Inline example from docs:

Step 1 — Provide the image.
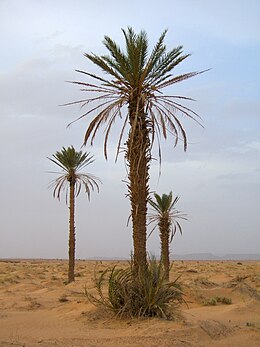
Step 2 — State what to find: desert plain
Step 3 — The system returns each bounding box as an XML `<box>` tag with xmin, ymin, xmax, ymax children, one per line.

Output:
<box><xmin>0</xmin><ymin>259</ymin><xmax>259</xmax><ymax>347</ymax></box>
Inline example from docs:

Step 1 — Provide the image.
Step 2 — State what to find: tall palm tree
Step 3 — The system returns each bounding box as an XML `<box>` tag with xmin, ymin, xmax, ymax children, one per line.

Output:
<box><xmin>148</xmin><ymin>192</ymin><xmax>187</xmax><ymax>280</ymax></box>
<box><xmin>48</xmin><ymin>146</ymin><xmax>100</xmax><ymax>283</ymax></box>
<box><xmin>66</xmin><ymin>27</ymin><xmax>205</xmax><ymax>271</ymax></box>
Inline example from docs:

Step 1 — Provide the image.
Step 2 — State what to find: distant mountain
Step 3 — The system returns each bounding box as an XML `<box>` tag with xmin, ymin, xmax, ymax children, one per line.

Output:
<box><xmin>86</xmin><ymin>256</ymin><xmax>129</xmax><ymax>261</ymax></box>
<box><xmin>171</xmin><ymin>253</ymin><xmax>220</xmax><ymax>260</ymax></box>
<box><xmin>221</xmin><ymin>254</ymin><xmax>260</xmax><ymax>260</ymax></box>
<box><xmin>86</xmin><ymin>253</ymin><xmax>260</xmax><ymax>261</ymax></box>
<box><xmin>171</xmin><ymin>253</ymin><xmax>260</xmax><ymax>260</ymax></box>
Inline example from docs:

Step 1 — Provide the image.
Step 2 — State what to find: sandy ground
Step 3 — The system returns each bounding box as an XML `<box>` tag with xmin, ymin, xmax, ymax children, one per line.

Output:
<box><xmin>0</xmin><ymin>259</ymin><xmax>259</xmax><ymax>347</ymax></box>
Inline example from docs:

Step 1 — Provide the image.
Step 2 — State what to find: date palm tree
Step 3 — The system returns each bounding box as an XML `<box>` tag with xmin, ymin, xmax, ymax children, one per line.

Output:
<box><xmin>48</xmin><ymin>146</ymin><xmax>100</xmax><ymax>283</ymax></box>
<box><xmin>66</xmin><ymin>27</ymin><xmax>205</xmax><ymax>271</ymax></box>
<box><xmin>148</xmin><ymin>192</ymin><xmax>187</xmax><ymax>280</ymax></box>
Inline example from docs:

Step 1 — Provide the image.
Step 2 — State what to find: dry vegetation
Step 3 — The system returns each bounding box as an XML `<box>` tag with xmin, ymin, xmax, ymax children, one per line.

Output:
<box><xmin>0</xmin><ymin>260</ymin><xmax>259</xmax><ymax>346</ymax></box>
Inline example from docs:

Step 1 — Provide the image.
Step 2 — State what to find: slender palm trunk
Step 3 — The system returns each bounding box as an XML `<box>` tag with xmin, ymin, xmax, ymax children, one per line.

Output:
<box><xmin>159</xmin><ymin>219</ymin><xmax>171</xmax><ymax>281</ymax></box>
<box><xmin>127</xmin><ymin>101</ymin><xmax>150</xmax><ymax>271</ymax></box>
<box><xmin>68</xmin><ymin>180</ymin><xmax>76</xmax><ymax>283</ymax></box>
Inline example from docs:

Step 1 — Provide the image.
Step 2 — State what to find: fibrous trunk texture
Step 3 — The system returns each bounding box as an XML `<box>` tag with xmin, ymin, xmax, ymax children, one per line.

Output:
<box><xmin>127</xmin><ymin>100</ymin><xmax>150</xmax><ymax>272</ymax></box>
<box><xmin>159</xmin><ymin>218</ymin><xmax>171</xmax><ymax>281</ymax></box>
<box><xmin>68</xmin><ymin>180</ymin><xmax>76</xmax><ymax>283</ymax></box>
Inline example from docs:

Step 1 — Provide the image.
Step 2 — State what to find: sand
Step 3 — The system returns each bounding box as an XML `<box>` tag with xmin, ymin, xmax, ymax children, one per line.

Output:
<box><xmin>0</xmin><ymin>259</ymin><xmax>259</xmax><ymax>347</ymax></box>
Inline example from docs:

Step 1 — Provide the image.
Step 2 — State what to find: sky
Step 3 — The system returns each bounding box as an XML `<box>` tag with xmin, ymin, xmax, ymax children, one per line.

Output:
<box><xmin>0</xmin><ymin>0</ymin><xmax>259</xmax><ymax>259</ymax></box>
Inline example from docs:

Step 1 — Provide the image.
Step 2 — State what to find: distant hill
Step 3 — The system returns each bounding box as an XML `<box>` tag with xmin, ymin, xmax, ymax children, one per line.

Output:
<box><xmin>87</xmin><ymin>253</ymin><xmax>260</xmax><ymax>261</ymax></box>
<box><xmin>171</xmin><ymin>253</ymin><xmax>260</xmax><ymax>260</ymax></box>
<box><xmin>171</xmin><ymin>253</ymin><xmax>220</xmax><ymax>260</ymax></box>
<box><xmin>87</xmin><ymin>256</ymin><xmax>129</xmax><ymax>261</ymax></box>
<box><xmin>220</xmin><ymin>254</ymin><xmax>260</xmax><ymax>260</ymax></box>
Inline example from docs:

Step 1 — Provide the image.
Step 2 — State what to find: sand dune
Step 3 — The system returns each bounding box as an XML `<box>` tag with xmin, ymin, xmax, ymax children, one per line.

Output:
<box><xmin>0</xmin><ymin>260</ymin><xmax>259</xmax><ymax>346</ymax></box>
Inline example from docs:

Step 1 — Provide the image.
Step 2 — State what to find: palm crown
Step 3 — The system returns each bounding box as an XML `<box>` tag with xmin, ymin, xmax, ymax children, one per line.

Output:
<box><xmin>66</xmin><ymin>27</ymin><xmax>205</xmax><ymax>160</ymax></box>
<box><xmin>48</xmin><ymin>146</ymin><xmax>100</xmax><ymax>201</ymax></box>
<box><xmin>148</xmin><ymin>192</ymin><xmax>187</xmax><ymax>241</ymax></box>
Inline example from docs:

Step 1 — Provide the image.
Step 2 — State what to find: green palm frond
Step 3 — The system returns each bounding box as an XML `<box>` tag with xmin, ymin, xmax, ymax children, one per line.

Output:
<box><xmin>66</xmin><ymin>27</ymin><xmax>206</xmax><ymax>157</ymax></box>
<box><xmin>48</xmin><ymin>146</ymin><xmax>101</xmax><ymax>203</ymax></box>
<box><xmin>148</xmin><ymin>192</ymin><xmax>187</xmax><ymax>241</ymax></box>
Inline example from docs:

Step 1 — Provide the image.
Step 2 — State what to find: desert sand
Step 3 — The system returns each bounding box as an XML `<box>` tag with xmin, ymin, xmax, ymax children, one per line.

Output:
<box><xmin>0</xmin><ymin>259</ymin><xmax>259</xmax><ymax>347</ymax></box>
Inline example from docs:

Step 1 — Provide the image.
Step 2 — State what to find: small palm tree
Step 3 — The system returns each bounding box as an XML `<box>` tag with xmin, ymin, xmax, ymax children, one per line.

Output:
<box><xmin>48</xmin><ymin>146</ymin><xmax>100</xmax><ymax>283</ymax></box>
<box><xmin>66</xmin><ymin>27</ymin><xmax>205</xmax><ymax>271</ymax></box>
<box><xmin>148</xmin><ymin>192</ymin><xmax>187</xmax><ymax>280</ymax></box>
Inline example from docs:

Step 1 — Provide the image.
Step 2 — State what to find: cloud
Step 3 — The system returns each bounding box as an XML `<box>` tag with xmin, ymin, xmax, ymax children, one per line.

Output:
<box><xmin>170</xmin><ymin>0</ymin><xmax>260</xmax><ymax>46</ymax></box>
<box><xmin>0</xmin><ymin>49</ymin><xmax>83</xmax><ymax>119</ymax></box>
<box><xmin>228</xmin><ymin>140</ymin><xmax>260</xmax><ymax>155</ymax></box>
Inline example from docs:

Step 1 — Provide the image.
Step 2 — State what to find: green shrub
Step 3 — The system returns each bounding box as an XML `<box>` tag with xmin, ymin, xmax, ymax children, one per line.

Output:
<box><xmin>204</xmin><ymin>297</ymin><xmax>217</xmax><ymax>306</ymax></box>
<box><xmin>204</xmin><ymin>296</ymin><xmax>232</xmax><ymax>306</ymax></box>
<box><xmin>85</xmin><ymin>257</ymin><xmax>183</xmax><ymax>319</ymax></box>
<box><xmin>216</xmin><ymin>296</ymin><xmax>232</xmax><ymax>305</ymax></box>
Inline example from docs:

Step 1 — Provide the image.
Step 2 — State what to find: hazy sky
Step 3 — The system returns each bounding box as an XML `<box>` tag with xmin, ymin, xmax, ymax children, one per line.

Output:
<box><xmin>1</xmin><ymin>0</ymin><xmax>259</xmax><ymax>259</ymax></box>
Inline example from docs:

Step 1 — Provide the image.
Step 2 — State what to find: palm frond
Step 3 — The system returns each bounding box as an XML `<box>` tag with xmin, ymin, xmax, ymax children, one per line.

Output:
<box><xmin>66</xmin><ymin>27</ymin><xmax>206</xmax><ymax>159</ymax></box>
<box><xmin>148</xmin><ymin>192</ymin><xmax>187</xmax><ymax>243</ymax></box>
<box><xmin>47</xmin><ymin>146</ymin><xmax>101</xmax><ymax>203</ymax></box>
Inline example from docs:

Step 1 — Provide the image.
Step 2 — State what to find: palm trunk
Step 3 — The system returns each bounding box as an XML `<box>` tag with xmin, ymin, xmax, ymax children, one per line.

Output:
<box><xmin>68</xmin><ymin>180</ymin><xmax>76</xmax><ymax>283</ymax></box>
<box><xmin>127</xmin><ymin>101</ymin><xmax>150</xmax><ymax>272</ymax></box>
<box><xmin>159</xmin><ymin>219</ymin><xmax>170</xmax><ymax>281</ymax></box>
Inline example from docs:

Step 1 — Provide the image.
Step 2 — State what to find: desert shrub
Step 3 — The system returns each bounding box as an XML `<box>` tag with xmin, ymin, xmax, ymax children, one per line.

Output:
<box><xmin>85</xmin><ymin>257</ymin><xmax>183</xmax><ymax>319</ymax></box>
<box><xmin>0</xmin><ymin>275</ymin><xmax>20</xmax><ymax>284</ymax></box>
<box><xmin>235</xmin><ymin>275</ymin><xmax>248</xmax><ymax>282</ymax></box>
<box><xmin>204</xmin><ymin>297</ymin><xmax>217</xmax><ymax>306</ymax></box>
<box><xmin>24</xmin><ymin>296</ymin><xmax>41</xmax><ymax>310</ymax></box>
<box><xmin>194</xmin><ymin>277</ymin><xmax>217</xmax><ymax>288</ymax></box>
<box><xmin>204</xmin><ymin>296</ymin><xmax>232</xmax><ymax>306</ymax></box>
<box><xmin>216</xmin><ymin>296</ymin><xmax>232</xmax><ymax>305</ymax></box>
<box><xmin>59</xmin><ymin>294</ymin><xmax>69</xmax><ymax>302</ymax></box>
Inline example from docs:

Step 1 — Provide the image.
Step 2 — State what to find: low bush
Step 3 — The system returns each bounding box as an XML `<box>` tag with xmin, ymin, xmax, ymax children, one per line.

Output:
<box><xmin>204</xmin><ymin>296</ymin><xmax>232</xmax><ymax>306</ymax></box>
<box><xmin>216</xmin><ymin>296</ymin><xmax>232</xmax><ymax>305</ymax></box>
<box><xmin>204</xmin><ymin>297</ymin><xmax>217</xmax><ymax>306</ymax></box>
<box><xmin>59</xmin><ymin>294</ymin><xmax>69</xmax><ymax>302</ymax></box>
<box><xmin>85</xmin><ymin>257</ymin><xmax>184</xmax><ymax>319</ymax></box>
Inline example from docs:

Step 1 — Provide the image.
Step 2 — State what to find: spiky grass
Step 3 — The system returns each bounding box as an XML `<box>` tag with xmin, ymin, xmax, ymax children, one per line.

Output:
<box><xmin>85</xmin><ymin>257</ymin><xmax>183</xmax><ymax>319</ymax></box>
